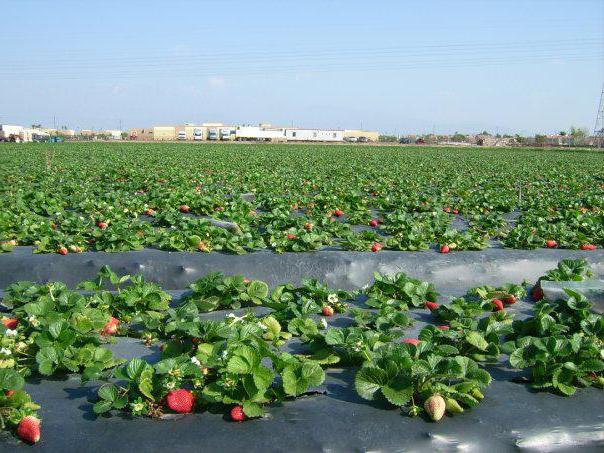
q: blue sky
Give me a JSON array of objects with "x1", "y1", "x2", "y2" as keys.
[{"x1": 1, "y1": 0, "x2": 603, "y2": 135}]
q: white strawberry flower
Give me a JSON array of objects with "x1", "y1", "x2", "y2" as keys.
[
  {"x1": 320, "y1": 319, "x2": 328, "y2": 329},
  {"x1": 0, "y1": 348, "x2": 11, "y2": 356},
  {"x1": 257, "y1": 322, "x2": 267, "y2": 330},
  {"x1": 190, "y1": 356, "x2": 201, "y2": 366},
  {"x1": 327, "y1": 293, "x2": 338, "y2": 304},
  {"x1": 5, "y1": 329, "x2": 17, "y2": 337}
]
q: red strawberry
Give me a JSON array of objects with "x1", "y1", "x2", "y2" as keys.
[
  {"x1": 545, "y1": 240, "x2": 557, "y2": 248},
  {"x1": 243, "y1": 277, "x2": 251, "y2": 284},
  {"x1": 101, "y1": 317, "x2": 119, "y2": 336},
  {"x1": 580, "y1": 244, "x2": 596, "y2": 251},
  {"x1": 492, "y1": 299, "x2": 504, "y2": 311},
  {"x1": 425, "y1": 301, "x2": 439, "y2": 311},
  {"x1": 371, "y1": 242, "x2": 383, "y2": 252},
  {"x1": 144, "y1": 208, "x2": 156, "y2": 216},
  {"x1": 2, "y1": 317, "x2": 18, "y2": 329},
  {"x1": 437, "y1": 325, "x2": 450, "y2": 331},
  {"x1": 369, "y1": 219, "x2": 379, "y2": 227},
  {"x1": 179, "y1": 205, "x2": 190, "y2": 213},
  {"x1": 402, "y1": 338, "x2": 420, "y2": 346},
  {"x1": 452, "y1": 209, "x2": 459, "y2": 215},
  {"x1": 17, "y1": 416, "x2": 40, "y2": 444},
  {"x1": 5, "y1": 390, "x2": 16, "y2": 397},
  {"x1": 57, "y1": 247, "x2": 68, "y2": 255},
  {"x1": 503, "y1": 295, "x2": 517, "y2": 305},
  {"x1": 166, "y1": 389, "x2": 195, "y2": 414},
  {"x1": 97, "y1": 221, "x2": 108, "y2": 229},
  {"x1": 287, "y1": 233, "x2": 296, "y2": 240},
  {"x1": 443, "y1": 207, "x2": 451, "y2": 213},
  {"x1": 230, "y1": 405, "x2": 246, "y2": 422},
  {"x1": 531, "y1": 286, "x2": 544, "y2": 301},
  {"x1": 439, "y1": 244, "x2": 450, "y2": 254},
  {"x1": 333, "y1": 209, "x2": 344, "y2": 217},
  {"x1": 322, "y1": 306, "x2": 334, "y2": 317}
]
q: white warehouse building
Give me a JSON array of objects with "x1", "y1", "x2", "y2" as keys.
[
  {"x1": 235, "y1": 125, "x2": 286, "y2": 141},
  {"x1": 285, "y1": 128, "x2": 343, "y2": 142}
]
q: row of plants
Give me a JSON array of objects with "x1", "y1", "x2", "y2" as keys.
[
  {"x1": 0, "y1": 259, "x2": 602, "y2": 444},
  {"x1": 1, "y1": 143, "x2": 603, "y2": 254}
]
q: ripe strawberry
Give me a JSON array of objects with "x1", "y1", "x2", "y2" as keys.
[
  {"x1": 57, "y1": 247, "x2": 68, "y2": 255},
  {"x1": 531, "y1": 286, "x2": 544, "y2": 301},
  {"x1": 333, "y1": 209, "x2": 344, "y2": 217},
  {"x1": 322, "y1": 306, "x2": 334, "y2": 317},
  {"x1": 452, "y1": 209, "x2": 459, "y2": 215},
  {"x1": 545, "y1": 240, "x2": 557, "y2": 248},
  {"x1": 369, "y1": 219, "x2": 379, "y2": 227},
  {"x1": 503, "y1": 294, "x2": 517, "y2": 305},
  {"x1": 2, "y1": 317, "x2": 18, "y2": 329},
  {"x1": 166, "y1": 389, "x2": 195, "y2": 414},
  {"x1": 424, "y1": 394, "x2": 446, "y2": 421},
  {"x1": 580, "y1": 244, "x2": 596, "y2": 251},
  {"x1": 179, "y1": 205, "x2": 190, "y2": 213},
  {"x1": 144, "y1": 208, "x2": 156, "y2": 216},
  {"x1": 230, "y1": 405, "x2": 246, "y2": 422},
  {"x1": 5, "y1": 390, "x2": 16, "y2": 397},
  {"x1": 287, "y1": 233, "x2": 296, "y2": 240},
  {"x1": 443, "y1": 207, "x2": 451, "y2": 213},
  {"x1": 101, "y1": 317, "x2": 119, "y2": 335},
  {"x1": 439, "y1": 244, "x2": 450, "y2": 254},
  {"x1": 402, "y1": 338, "x2": 420, "y2": 346},
  {"x1": 17, "y1": 416, "x2": 40, "y2": 444},
  {"x1": 97, "y1": 221, "x2": 108, "y2": 229},
  {"x1": 425, "y1": 301, "x2": 439, "y2": 311},
  {"x1": 492, "y1": 299, "x2": 504, "y2": 311},
  {"x1": 371, "y1": 242, "x2": 382, "y2": 252},
  {"x1": 437, "y1": 325, "x2": 450, "y2": 331}
]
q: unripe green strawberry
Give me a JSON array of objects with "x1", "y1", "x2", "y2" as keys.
[
  {"x1": 424, "y1": 394, "x2": 446, "y2": 421},
  {"x1": 470, "y1": 388, "x2": 484, "y2": 400},
  {"x1": 445, "y1": 397, "x2": 464, "y2": 414}
]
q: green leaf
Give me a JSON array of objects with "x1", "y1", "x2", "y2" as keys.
[
  {"x1": 465, "y1": 331, "x2": 489, "y2": 351},
  {"x1": 0, "y1": 369, "x2": 25, "y2": 391},
  {"x1": 242, "y1": 401, "x2": 265, "y2": 418},
  {"x1": 93, "y1": 400, "x2": 114, "y2": 414},
  {"x1": 98, "y1": 384, "x2": 118, "y2": 402},
  {"x1": 354, "y1": 366, "x2": 387, "y2": 401}
]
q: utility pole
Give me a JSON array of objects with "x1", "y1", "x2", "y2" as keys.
[{"x1": 593, "y1": 83, "x2": 604, "y2": 148}]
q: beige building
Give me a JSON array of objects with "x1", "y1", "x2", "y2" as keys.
[
  {"x1": 152, "y1": 126, "x2": 176, "y2": 141},
  {"x1": 343, "y1": 129, "x2": 379, "y2": 142}
]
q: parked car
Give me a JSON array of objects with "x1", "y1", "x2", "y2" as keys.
[
  {"x1": 344, "y1": 136, "x2": 358, "y2": 143},
  {"x1": 357, "y1": 136, "x2": 368, "y2": 143}
]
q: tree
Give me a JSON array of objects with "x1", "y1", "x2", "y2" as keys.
[
  {"x1": 480, "y1": 130, "x2": 491, "y2": 136},
  {"x1": 559, "y1": 131, "x2": 567, "y2": 136},
  {"x1": 535, "y1": 134, "x2": 546, "y2": 145},
  {"x1": 569, "y1": 126, "x2": 588, "y2": 146},
  {"x1": 451, "y1": 132, "x2": 466, "y2": 142}
]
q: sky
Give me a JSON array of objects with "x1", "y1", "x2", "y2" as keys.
[{"x1": 1, "y1": 0, "x2": 603, "y2": 135}]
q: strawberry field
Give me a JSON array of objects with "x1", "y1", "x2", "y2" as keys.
[
  {"x1": 0, "y1": 142, "x2": 603, "y2": 451},
  {"x1": 0, "y1": 142, "x2": 603, "y2": 254}
]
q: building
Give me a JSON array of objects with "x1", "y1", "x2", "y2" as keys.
[
  {"x1": 343, "y1": 129, "x2": 379, "y2": 142},
  {"x1": 127, "y1": 128, "x2": 153, "y2": 141},
  {"x1": 235, "y1": 125, "x2": 286, "y2": 141},
  {"x1": 285, "y1": 128, "x2": 343, "y2": 142},
  {"x1": 0, "y1": 124, "x2": 24, "y2": 141},
  {"x1": 152, "y1": 126, "x2": 176, "y2": 141},
  {"x1": 105, "y1": 130, "x2": 123, "y2": 140}
]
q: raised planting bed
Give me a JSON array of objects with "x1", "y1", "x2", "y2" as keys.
[{"x1": 1, "y1": 254, "x2": 603, "y2": 451}]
